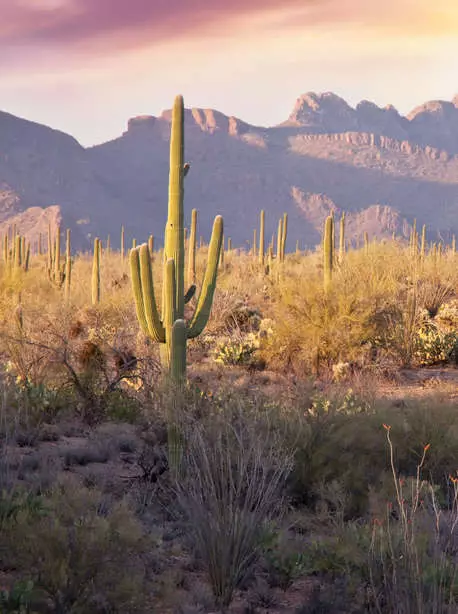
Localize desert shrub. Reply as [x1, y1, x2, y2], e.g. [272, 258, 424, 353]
[0, 477, 149, 613]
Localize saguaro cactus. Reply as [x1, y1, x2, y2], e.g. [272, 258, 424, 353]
[92, 237, 101, 305]
[339, 212, 346, 262]
[280, 213, 288, 262]
[323, 215, 333, 291]
[259, 210, 265, 266]
[130, 95, 223, 381]
[188, 208, 197, 286]
[65, 229, 72, 302]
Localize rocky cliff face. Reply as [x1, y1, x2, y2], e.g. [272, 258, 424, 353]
[1, 91, 458, 250]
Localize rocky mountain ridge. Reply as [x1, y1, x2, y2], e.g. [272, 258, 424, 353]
[1, 91, 458, 250]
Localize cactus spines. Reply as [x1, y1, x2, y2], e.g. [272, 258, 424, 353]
[323, 215, 333, 291]
[339, 212, 346, 262]
[188, 208, 197, 286]
[258, 210, 265, 266]
[92, 237, 101, 305]
[130, 95, 223, 380]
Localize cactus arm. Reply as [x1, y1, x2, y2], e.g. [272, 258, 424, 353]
[187, 208, 197, 286]
[187, 215, 223, 339]
[130, 247, 150, 337]
[138, 244, 165, 343]
[184, 284, 196, 304]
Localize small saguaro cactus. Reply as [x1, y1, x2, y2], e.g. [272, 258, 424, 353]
[92, 237, 101, 305]
[47, 226, 66, 287]
[323, 214, 333, 291]
[420, 224, 426, 260]
[64, 229, 72, 302]
[339, 212, 346, 262]
[121, 226, 125, 263]
[130, 95, 223, 381]
[276, 218, 282, 260]
[259, 210, 265, 266]
[280, 213, 288, 262]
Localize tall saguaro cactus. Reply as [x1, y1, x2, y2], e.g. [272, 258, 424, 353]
[130, 95, 223, 381]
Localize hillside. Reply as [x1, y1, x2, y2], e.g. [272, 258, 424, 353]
[1, 92, 458, 249]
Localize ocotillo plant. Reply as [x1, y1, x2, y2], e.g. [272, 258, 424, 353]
[130, 95, 223, 381]
[259, 210, 265, 266]
[323, 215, 333, 291]
[92, 237, 101, 305]
[187, 208, 197, 286]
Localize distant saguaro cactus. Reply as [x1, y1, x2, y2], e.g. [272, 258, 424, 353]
[323, 215, 333, 291]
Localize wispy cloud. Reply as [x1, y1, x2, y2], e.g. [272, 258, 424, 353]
[2, 0, 457, 60]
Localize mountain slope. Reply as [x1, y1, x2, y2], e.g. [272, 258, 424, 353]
[1, 92, 458, 250]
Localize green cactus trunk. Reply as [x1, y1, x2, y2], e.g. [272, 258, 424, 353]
[130, 95, 223, 382]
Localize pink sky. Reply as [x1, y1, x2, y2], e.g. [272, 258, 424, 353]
[1, 0, 457, 145]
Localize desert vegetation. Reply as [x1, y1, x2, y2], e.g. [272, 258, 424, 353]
[0, 96, 457, 613]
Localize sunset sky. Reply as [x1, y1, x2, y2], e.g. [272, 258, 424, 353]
[1, 0, 457, 146]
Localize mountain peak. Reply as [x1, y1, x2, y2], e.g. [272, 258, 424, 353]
[287, 92, 355, 128]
